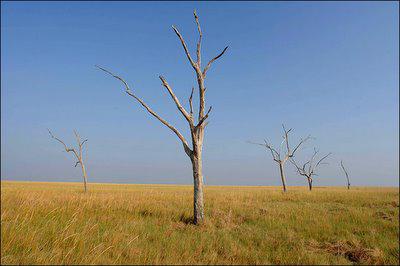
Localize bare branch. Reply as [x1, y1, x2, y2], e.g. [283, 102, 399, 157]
[282, 124, 292, 154]
[262, 139, 280, 161]
[290, 135, 311, 157]
[74, 161, 80, 167]
[73, 130, 81, 146]
[172, 25, 197, 70]
[97, 66, 192, 155]
[248, 140, 279, 162]
[196, 106, 212, 127]
[194, 10, 202, 65]
[308, 148, 319, 173]
[292, 149, 331, 183]
[73, 130, 87, 159]
[48, 129, 68, 150]
[340, 160, 351, 188]
[81, 139, 88, 147]
[189, 87, 194, 117]
[290, 158, 307, 177]
[315, 152, 332, 170]
[48, 129, 75, 153]
[203, 46, 228, 77]
[95, 65, 132, 93]
[159, 75, 193, 125]
[340, 160, 348, 176]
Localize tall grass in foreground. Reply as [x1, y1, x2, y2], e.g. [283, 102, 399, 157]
[1, 181, 399, 265]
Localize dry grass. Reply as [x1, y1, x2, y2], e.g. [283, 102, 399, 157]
[1, 181, 399, 265]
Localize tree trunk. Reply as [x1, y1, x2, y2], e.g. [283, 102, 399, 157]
[279, 163, 287, 192]
[190, 127, 205, 225]
[80, 161, 88, 192]
[307, 177, 312, 191]
[191, 154, 204, 225]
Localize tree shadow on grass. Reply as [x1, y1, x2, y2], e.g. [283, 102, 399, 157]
[138, 209, 154, 217]
[179, 213, 194, 225]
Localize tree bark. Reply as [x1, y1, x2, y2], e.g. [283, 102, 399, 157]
[279, 163, 287, 192]
[191, 153, 204, 224]
[307, 177, 312, 191]
[80, 161, 88, 193]
[191, 128, 205, 225]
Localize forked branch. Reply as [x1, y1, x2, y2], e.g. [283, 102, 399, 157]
[48, 129, 89, 192]
[247, 140, 280, 162]
[159, 76, 193, 125]
[291, 149, 331, 177]
[48, 129, 75, 153]
[96, 66, 192, 156]
[172, 25, 197, 70]
[203, 46, 229, 78]
[197, 106, 212, 128]
[48, 129, 86, 165]
[249, 125, 311, 192]
[290, 148, 331, 191]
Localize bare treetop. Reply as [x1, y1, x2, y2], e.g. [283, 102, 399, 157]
[291, 148, 331, 191]
[48, 129, 89, 192]
[291, 148, 331, 177]
[251, 124, 311, 164]
[249, 124, 311, 192]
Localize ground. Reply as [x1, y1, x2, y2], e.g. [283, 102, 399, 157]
[1, 181, 399, 265]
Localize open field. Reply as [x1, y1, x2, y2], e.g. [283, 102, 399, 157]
[1, 181, 399, 265]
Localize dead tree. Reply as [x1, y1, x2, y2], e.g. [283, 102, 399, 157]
[290, 148, 331, 191]
[96, 10, 228, 225]
[340, 160, 351, 190]
[250, 125, 310, 192]
[48, 129, 88, 192]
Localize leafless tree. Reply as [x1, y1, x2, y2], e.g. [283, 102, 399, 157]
[48, 129, 88, 192]
[96, 10, 228, 225]
[290, 148, 331, 191]
[340, 160, 351, 190]
[250, 125, 310, 192]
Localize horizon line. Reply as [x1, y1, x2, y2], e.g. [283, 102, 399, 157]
[1, 179, 399, 188]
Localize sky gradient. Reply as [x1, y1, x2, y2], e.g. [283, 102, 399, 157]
[1, 2, 399, 186]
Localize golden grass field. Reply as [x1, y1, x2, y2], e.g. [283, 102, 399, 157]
[1, 181, 399, 265]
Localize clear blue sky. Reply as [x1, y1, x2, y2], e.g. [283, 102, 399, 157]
[1, 2, 398, 186]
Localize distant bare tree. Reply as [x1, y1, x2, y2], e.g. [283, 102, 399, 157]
[291, 148, 331, 191]
[96, 10, 228, 225]
[48, 129, 88, 192]
[250, 125, 310, 192]
[340, 160, 351, 190]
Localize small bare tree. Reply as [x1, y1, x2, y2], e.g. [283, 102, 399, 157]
[48, 129, 88, 192]
[250, 125, 310, 192]
[340, 160, 351, 190]
[97, 11, 228, 225]
[290, 148, 331, 191]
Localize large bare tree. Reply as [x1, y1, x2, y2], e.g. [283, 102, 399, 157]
[290, 148, 331, 191]
[96, 11, 228, 225]
[250, 125, 310, 192]
[340, 160, 351, 190]
[48, 129, 88, 192]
